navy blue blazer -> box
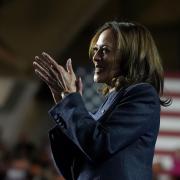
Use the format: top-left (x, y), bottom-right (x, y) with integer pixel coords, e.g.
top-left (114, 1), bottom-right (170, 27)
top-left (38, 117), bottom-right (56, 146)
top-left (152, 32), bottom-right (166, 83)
top-left (48, 83), bottom-right (160, 180)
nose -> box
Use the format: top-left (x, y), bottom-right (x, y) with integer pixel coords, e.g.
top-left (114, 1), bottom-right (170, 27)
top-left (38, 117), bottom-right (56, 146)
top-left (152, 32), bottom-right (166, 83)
top-left (93, 49), bottom-right (102, 62)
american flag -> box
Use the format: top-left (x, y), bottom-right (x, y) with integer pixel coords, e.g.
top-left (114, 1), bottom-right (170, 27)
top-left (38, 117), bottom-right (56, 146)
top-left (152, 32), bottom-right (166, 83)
top-left (155, 73), bottom-right (180, 176)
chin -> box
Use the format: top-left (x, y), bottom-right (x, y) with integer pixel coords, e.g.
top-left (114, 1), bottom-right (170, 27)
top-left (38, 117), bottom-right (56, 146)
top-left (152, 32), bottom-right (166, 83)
top-left (93, 74), bottom-right (104, 83)
top-left (93, 76), bottom-right (99, 83)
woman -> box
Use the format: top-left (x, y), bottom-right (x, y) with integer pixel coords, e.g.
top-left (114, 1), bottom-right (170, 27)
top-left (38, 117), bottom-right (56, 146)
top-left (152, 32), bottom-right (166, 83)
top-left (33, 21), bottom-right (170, 180)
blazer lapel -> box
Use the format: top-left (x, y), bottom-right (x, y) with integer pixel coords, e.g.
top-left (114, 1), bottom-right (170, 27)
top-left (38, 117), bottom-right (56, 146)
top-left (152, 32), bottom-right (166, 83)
top-left (92, 88), bottom-right (125, 121)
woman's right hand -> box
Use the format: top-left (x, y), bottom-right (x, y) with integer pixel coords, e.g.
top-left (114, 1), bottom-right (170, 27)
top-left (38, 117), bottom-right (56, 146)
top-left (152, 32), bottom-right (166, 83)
top-left (33, 52), bottom-right (83, 104)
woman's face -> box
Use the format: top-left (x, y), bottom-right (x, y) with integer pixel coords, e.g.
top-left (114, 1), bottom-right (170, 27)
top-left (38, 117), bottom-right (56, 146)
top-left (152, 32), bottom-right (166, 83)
top-left (92, 29), bottom-right (119, 85)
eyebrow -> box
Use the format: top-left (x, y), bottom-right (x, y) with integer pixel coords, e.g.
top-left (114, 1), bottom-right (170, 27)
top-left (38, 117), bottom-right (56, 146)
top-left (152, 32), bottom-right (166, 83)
top-left (94, 44), bottom-right (113, 49)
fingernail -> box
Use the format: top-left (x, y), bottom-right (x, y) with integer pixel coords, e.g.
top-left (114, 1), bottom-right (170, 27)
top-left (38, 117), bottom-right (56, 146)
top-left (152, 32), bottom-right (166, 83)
top-left (69, 58), bottom-right (72, 65)
top-left (42, 52), bottom-right (47, 56)
top-left (35, 56), bottom-right (39, 59)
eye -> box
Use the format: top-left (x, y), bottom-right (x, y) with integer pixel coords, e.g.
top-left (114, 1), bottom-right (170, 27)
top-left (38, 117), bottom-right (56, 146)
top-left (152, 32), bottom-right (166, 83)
top-left (92, 47), bottom-right (98, 53)
top-left (102, 47), bottom-right (110, 54)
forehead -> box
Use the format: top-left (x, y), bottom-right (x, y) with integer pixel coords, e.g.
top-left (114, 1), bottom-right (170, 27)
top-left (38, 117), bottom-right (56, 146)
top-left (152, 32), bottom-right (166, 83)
top-left (96, 29), bottom-right (114, 46)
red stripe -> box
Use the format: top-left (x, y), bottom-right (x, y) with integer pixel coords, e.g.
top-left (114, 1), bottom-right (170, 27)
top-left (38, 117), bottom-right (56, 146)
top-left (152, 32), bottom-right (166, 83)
top-left (165, 72), bottom-right (180, 78)
top-left (163, 92), bottom-right (180, 98)
top-left (161, 111), bottom-right (180, 117)
top-left (154, 170), bottom-right (171, 175)
top-left (155, 150), bottom-right (175, 156)
top-left (159, 131), bottom-right (180, 137)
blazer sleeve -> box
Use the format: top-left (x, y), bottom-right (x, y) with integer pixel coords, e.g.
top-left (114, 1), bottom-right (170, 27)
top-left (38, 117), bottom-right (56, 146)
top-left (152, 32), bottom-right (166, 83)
top-left (49, 83), bottom-right (160, 163)
top-left (49, 125), bottom-right (86, 180)
top-left (49, 126), bottom-right (75, 180)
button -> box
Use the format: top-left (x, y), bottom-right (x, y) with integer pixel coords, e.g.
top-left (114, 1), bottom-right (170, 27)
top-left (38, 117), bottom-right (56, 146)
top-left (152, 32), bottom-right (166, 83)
top-left (60, 121), bottom-right (66, 128)
top-left (55, 118), bottom-right (65, 128)
top-left (54, 114), bottom-right (58, 120)
top-left (101, 109), bottom-right (105, 114)
top-left (59, 121), bottom-right (64, 127)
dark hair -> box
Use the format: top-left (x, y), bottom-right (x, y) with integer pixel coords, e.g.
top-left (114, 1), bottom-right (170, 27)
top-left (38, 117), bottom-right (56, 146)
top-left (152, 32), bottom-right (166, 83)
top-left (89, 21), bottom-right (171, 106)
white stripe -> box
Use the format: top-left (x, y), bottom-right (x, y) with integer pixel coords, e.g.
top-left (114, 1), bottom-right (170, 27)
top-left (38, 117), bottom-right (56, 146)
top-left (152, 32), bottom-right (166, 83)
top-left (160, 117), bottom-right (180, 131)
top-left (156, 136), bottom-right (180, 151)
top-left (164, 78), bottom-right (180, 93)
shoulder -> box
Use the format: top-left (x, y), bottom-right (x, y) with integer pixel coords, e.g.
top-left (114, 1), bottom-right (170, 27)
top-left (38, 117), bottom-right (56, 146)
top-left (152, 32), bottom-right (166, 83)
top-left (124, 83), bottom-right (158, 98)
top-left (125, 83), bottom-right (157, 94)
top-left (118, 83), bottom-right (160, 105)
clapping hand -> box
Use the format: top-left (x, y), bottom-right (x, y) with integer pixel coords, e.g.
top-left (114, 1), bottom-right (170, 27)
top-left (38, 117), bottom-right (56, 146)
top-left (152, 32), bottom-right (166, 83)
top-left (33, 52), bottom-right (83, 103)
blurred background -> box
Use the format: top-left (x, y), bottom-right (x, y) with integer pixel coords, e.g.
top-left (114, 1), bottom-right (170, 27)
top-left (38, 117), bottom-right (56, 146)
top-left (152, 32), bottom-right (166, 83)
top-left (0, 0), bottom-right (180, 179)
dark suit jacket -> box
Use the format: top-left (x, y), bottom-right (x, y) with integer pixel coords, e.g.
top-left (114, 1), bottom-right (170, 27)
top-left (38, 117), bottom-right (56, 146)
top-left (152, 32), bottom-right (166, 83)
top-left (48, 83), bottom-right (160, 180)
